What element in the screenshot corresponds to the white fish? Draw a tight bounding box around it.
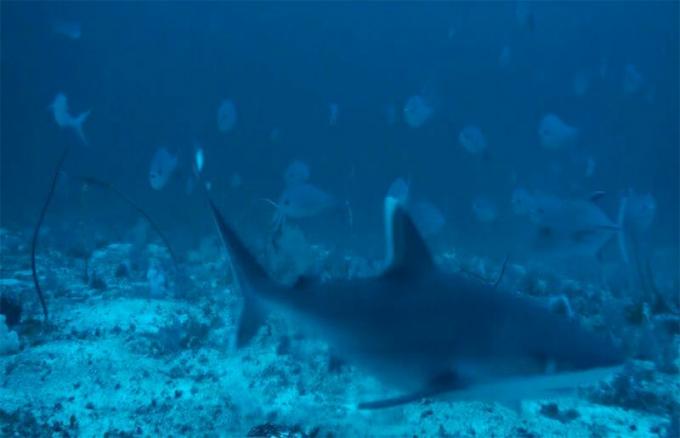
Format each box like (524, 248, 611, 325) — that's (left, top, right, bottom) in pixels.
(49, 93, 90, 144)
(386, 177, 410, 204)
(472, 197, 498, 223)
(410, 200, 445, 237)
(52, 19, 81, 40)
(459, 125, 487, 155)
(499, 46, 512, 69)
(524, 192, 628, 261)
(284, 160, 310, 187)
(265, 183, 341, 230)
(277, 184, 336, 219)
(217, 99, 237, 132)
(538, 113, 578, 150)
(403, 95, 433, 128)
(149, 148, 178, 190)
(623, 64, 644, 95)
(194, 146, 205, 174)
(329, 103, 339, 126)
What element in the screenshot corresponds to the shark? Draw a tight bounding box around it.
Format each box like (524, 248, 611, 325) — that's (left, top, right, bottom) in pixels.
(208, 196, 625, 409)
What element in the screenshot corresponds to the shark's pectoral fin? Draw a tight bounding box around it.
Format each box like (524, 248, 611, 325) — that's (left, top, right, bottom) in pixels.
(383, 196, 434, 277)
(358, 370, 463, 410)
(236, 291, 266, 348)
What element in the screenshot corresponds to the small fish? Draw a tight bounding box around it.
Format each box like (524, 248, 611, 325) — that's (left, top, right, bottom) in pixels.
(52, 19, 81, 40)
(194, 146, 205, 174)
(459, 125, 487, 155)
(149, 148, 178, 190)
(403, 95, 433, 128)
(217, 99, 237, 132)
(472, 197, 498, 223)
(410, 200, 445, 237)
(523, 191, 628, 261)
(623, 64, 644, 95)
(284, 160, 310, 187)
(264, 183, 341, 230)
(49, 93, 90, 144)
(329, 103, 339, 126)
(538, 113, 578, 150)
(386, 177, 410, 204)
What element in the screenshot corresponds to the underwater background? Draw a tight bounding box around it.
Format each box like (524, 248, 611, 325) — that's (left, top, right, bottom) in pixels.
(1, 2, 679, 437)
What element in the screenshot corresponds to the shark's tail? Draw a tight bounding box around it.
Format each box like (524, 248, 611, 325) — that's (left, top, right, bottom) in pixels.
(617, 195, 630, 265)
(208, 200, 274, 348)
(72, 110, 90, 145)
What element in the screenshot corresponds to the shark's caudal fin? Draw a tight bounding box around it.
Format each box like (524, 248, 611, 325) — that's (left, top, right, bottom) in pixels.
(73, 110, 90, 145)
(208, 200, 272, 347)
(383, 196, 434, 276)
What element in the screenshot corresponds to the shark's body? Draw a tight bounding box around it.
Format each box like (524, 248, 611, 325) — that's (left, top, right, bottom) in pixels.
(209, 197, 624, 408)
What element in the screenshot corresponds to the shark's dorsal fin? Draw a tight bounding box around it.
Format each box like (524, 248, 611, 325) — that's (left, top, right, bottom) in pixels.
(383, 196, 434, 276)
(588, 191, 606, 203)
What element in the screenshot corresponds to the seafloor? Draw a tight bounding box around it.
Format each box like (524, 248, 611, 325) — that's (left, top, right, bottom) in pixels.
(0, 224, 678, 437)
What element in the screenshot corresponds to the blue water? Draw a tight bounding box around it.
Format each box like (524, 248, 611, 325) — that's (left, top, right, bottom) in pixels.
(1, 2, 678, 436)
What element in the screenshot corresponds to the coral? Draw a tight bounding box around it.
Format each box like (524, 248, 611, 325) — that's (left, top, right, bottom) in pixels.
(0, 315, 19, 355)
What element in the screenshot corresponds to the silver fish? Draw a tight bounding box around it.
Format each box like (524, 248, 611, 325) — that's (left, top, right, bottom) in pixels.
(149, 148, 178, 191)
(526, 192, 628, 262)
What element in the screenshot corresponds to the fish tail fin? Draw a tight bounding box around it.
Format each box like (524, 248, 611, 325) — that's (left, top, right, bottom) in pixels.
(73, 110, 90, 145)
(208, 200, 273, 348)
(617, 195, 630, 265)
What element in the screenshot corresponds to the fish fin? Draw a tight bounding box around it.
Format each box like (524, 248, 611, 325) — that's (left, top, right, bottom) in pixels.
(358, 370, 462, 410)
(236, 292, 266, 348)
(73, 110, 90, 145)
(208, 200, 273, 347)
(617, 196, 630, 265)
(383, 196, 434, 276)
(588, 191, 606, 202)
(293, 275, 320, 290)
